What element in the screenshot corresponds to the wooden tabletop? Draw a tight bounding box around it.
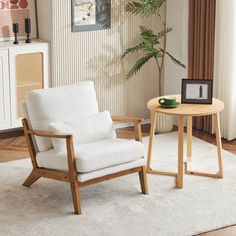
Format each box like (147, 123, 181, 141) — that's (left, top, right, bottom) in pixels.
(147, 95, 224, 116)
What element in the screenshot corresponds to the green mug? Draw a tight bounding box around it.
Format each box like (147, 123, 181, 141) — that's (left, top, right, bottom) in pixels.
(159, 97, 177, 106)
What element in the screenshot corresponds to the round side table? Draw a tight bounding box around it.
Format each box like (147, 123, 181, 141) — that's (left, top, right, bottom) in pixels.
(147, 95, 224, 189)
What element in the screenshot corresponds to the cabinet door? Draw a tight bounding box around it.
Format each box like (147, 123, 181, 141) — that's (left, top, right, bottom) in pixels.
(16, 53, 44, 118)
(9, 43, 49, 128)
(0, 50, 10, 129)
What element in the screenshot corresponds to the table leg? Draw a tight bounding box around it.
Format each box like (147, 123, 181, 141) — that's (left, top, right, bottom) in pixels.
(146, 111, 157, 171)
(214, 112, 223, 178)
(146, 112, 178, 177)
(185, 113, 223, 178)
(187, 116, 192, 163)
(177, 115, 184, 189)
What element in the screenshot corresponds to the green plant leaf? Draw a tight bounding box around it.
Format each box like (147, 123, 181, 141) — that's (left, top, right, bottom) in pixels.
(138, 26, 159, 45)
(125, 2, 144, 15)
(163, 50, 186, 69)
(122, 43, 144, 58)
(122, 26, 164, 60)
(125, 53, 155, 79)
(125, 0, 166, 17)
(157, 27, 173, 40)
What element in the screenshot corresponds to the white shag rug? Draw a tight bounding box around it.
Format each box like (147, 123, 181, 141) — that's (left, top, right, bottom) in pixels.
(0, 132, 236, 236)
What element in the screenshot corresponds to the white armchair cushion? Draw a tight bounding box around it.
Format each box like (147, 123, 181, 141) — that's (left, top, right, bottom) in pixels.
(36, 139, 145, 173)
(49, 111, 116, 152)
(77, 158, 145, 182)
(25, 81, 99, 152)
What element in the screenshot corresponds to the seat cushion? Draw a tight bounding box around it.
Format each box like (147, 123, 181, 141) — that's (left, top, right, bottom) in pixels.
(49, 111, 117, 152)
(36, 139, 145, 173)
(25, 81, 99, 152)
(77, 158, 145, 182)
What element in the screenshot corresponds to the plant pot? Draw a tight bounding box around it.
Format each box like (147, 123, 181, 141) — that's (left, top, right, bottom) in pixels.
(155, 114, 174, 133)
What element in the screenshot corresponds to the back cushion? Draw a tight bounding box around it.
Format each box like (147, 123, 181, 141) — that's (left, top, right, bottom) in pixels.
(25, 81, 99, 152)
(49, 111, 117, 152)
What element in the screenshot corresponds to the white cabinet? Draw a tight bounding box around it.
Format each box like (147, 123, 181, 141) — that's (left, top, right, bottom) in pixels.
(0, 40, 49, 130)
(0, 49, 11, 129)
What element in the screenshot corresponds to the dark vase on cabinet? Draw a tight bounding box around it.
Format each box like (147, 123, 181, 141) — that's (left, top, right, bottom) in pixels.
(13, 23, 19, 45)
(25, 18, 31, 43)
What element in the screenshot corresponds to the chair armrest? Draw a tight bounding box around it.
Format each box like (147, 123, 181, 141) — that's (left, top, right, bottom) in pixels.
(112, 116, 144, 124)
(112, 115, 144, 142)
(25, 129, 72, 139)
(22, 118, 77, 178)
(29, 129, 77, 174)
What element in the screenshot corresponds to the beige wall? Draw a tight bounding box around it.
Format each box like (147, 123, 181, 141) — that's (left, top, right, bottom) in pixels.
(37, 0, 162, 118)
(164, 0, 188, 95)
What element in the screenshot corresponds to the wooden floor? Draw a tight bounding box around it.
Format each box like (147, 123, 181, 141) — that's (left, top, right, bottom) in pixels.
(0, 130, 28, 162)
(0, 125, 236, 235)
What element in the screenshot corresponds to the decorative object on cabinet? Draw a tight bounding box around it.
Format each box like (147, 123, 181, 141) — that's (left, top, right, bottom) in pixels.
(0, 40, 49, 131)
(12, 23, 19, 44)
(71, 0, 111, 32)
(24, 18, 31, 43)
(0, 0, 37, 41)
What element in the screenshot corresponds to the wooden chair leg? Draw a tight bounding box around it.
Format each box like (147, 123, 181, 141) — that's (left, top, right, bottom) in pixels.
(139, 166, 148, 194)
(23, 169, 41, 187)
(70, 180, 82, 215)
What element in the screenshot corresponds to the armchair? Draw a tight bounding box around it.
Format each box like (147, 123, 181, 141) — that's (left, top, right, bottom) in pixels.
(22, 81, 148, 215)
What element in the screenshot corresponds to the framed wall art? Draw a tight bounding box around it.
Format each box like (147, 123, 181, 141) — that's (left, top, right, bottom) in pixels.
(71, 0, 111, 32)
(0, 0, 37, 41)
(181, 79, 213, 104)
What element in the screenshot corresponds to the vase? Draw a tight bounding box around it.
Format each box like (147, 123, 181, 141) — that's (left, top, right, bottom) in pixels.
(155, 113, 174, 133)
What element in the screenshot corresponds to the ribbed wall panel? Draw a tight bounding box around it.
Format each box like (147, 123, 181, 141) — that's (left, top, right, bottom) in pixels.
(49, 0, 162, 118)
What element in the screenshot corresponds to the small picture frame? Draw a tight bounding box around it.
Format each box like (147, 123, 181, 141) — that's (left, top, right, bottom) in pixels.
(181, 79, 213, 104)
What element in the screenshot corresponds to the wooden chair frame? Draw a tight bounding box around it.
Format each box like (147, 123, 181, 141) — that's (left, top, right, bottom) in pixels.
(22, 116, 148, 215)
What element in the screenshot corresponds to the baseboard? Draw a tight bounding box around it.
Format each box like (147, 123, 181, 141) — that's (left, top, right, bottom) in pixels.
(114, 119, 150, 129)
(0, 128, 24, 138)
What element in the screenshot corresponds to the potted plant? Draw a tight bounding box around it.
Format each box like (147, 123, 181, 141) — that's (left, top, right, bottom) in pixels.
(122, 0, 186, 132)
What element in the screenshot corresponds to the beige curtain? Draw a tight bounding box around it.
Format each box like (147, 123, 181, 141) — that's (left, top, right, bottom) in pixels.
(214, 0, 236, 140)
(188, 0, 216, 132)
